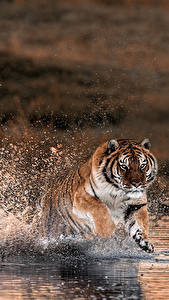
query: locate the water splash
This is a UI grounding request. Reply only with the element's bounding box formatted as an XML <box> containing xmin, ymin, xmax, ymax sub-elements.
<box><xmin>0</xmin><ymin>131</ymin><xmax>168</xmax><ymax>261</ymax></box>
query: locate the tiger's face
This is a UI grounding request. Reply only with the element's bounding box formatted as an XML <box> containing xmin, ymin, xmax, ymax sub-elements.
<box><xmin>92</xmin><ymin>138</ymin><xmax>158</xmax><ymax>199</ymax></box>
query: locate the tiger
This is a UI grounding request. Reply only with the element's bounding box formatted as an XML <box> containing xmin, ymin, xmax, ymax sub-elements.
<box><xmin>40</xmin><ymin>138</ymin><xmax>158</xmax><ymax>253</ymax></box>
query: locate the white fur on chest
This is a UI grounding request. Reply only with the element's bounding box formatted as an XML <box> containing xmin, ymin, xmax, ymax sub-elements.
<box><xmin>85</xmin><ymin>171</ymin><xmax>146</xmax><ymax>226</ymax></box>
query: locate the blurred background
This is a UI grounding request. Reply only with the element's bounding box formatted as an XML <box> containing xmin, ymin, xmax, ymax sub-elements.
<box><xmin>0</xmin><ymin>0</ymin><xmax>169</xmax><ymax>153</ymax></box>
<box><xmin>0</xmin><ymin>0</ymin><xmax>168</xmax><ymax>166</ymax></box>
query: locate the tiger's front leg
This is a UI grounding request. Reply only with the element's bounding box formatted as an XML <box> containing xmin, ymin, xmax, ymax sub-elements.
<box><xmin>73</xmin><ymin>190</ymin><xmax>115</xmax><ymax>238</ymax></box>
<box><xmin>127</xmin><ymin>205</ymin><xmax>154</xmax><ymax>253</ymax></box>
<box><xmin>131</xmin><ymin>227</ymin><xmax>154</xmax><ymax>253</ymax></box>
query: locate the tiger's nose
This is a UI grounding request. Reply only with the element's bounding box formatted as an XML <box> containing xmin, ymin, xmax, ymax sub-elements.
<box><xmin>131</xmin><ymin>181</ymin><xmax>141</xmax><ymax>188</ymax></box>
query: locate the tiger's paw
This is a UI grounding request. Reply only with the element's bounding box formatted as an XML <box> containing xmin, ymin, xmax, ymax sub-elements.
<box><xmin>133</xmin><ymin>229</ymin><xmax>154</xmax><ymax>253</ymax></box>
<box><xmin>138</xmin><ymin>239</ymin><xmax>154</xmax><ymax>253</ymax></box>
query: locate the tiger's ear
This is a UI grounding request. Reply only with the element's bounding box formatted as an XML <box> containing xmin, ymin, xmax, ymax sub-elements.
<box><xmin>107</xmin><ymin>139</ymin><xmax>119</xmax><ymax>154</ymax></box>
<box><xmin>141</xmin><ymin>138</ymin><xmax>151</xmax><ymax>150</ymax></box>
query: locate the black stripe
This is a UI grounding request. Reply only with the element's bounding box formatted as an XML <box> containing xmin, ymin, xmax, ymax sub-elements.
<box><xmin>147</xmin><ymin>156</ymin><xmax>153</xmax><ymax>167</ymax></box>
<box><xmin>129</xmin><ymin>220</ymin><xmax>136</xmax><ymax>232</ymax></box>
<box><xmin>125</xmin><ymin>203</ymin><xmax>147</xmax><ymax>220</ymax></box>
<box><xmin>102</xmin><ymin>158</ymin><xmax>112</xmax><ymax>183</ymax></box>
<box><xmin>57</xmin><ymin>182</ymin><xmax>79</xmax><ymax>234</ymax></box>
<box><xmin>61</xmin><ymin>178</ymin><xmax>87</xmax><ymax>235</ymax></box>
<box><xmin>112</xmin><ymin>164</ymin><xmax>121</xmax><ymax>185</ymax></box>
<box><xmin>77</xmin><ymin>168</ymin><xmax>81</xmax><ymax>179</ymax></box>
<box><xmin>89</xmin><ymin>178</ymin><xmax>99</xmax><ymax>199</ymax></box>
<box><xmin>120</xmin><ymin>150</ymin><xmax>132</xmax><ymax>157</ymax></box>
<box><xmin>102</xmin><ymin>157</ymin><xmax>120</xmax><ymax>188</ymax></box>
<box><xmin>46</xmin><ymin>190</ymin><xmax>53</xmax><ymax>237</ymax></box>
<box><xmin>110</xmin><ymin>158</ymin><xmax>117</xmax><ymax>179</ymax></box>
<box><xmin>84</xmin><ymin>224</ymin><xmax>93</xmax><ymax>234</ymax></box>
<box><xmin>148</xmin><ymin>153</ymin><xmax>156</xmax><ymax>164</ymax></box>
<box><xmin>116</xmin><ymin>162</ymin><xmax>121</xmax><ymax>177</ymax></box>
<box><xmin>61</xmin><ymin>182</ymin><xmax>85</xmax><ymax>234</ymax></box>
<box><xmin>69</xmin><ymin>172</ymin><xmax>77</xmax><ymax>204</ymax></box>
<box><xmin>147</xmin><ymin>176</ymin><xmax>155</xmax><ymax>183</ymax></box>
<box><xmin>65</xmin><ymin>206</ymin><xmax>85</xmax><ymax>235</ymax></box>
<box><xmin>102</xmin><ymin>170</ymin><xmax>119</xmax><ymax>188</ymax></box>
<box><xmin>57</xmin><ymin>194</ymin><xmax>75</xmax><ymax>234</ymax></box>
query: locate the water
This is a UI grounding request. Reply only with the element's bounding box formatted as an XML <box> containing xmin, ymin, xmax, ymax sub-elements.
<box><xmin>1</xmin><ymin>259</ymin><xmax>169</xmax><ymax>300</ymax></box>
<box><xmin>0</xmin><ymin>259</ymin><xmax>141</xmax><ymax>299</ymax></box>
<box><xmin>0</xmin><ymin>215</ymin><xmax>169</xmax><ymax>299</ymax></box>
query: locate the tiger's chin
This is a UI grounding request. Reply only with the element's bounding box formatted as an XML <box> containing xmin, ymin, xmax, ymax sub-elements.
<box><xmin>126</xmin><ymin>190</ymin><xmax>144</xmax><ymax>199</ymax></box>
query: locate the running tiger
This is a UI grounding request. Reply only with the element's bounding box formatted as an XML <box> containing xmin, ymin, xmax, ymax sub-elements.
<box><xmin>41</xmin><ymin>138</ymin><xmax>158</xmax><ymax>252</ymax></box>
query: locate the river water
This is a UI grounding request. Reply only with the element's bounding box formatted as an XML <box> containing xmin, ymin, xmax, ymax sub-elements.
<box><xmin>0</xmin><ymin>214</ymin><xmax>169</xmax><ymax>299</ymax></box>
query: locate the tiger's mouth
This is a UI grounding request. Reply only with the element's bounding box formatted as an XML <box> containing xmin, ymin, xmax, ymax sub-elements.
<box><xmin>129</xmin><ymin>186</ymin><xmax>144</xmax><ymax>192</ymax></box>
<box><xmin>121</xmin><ymin>185</ymin><xmax>144</xmax><ymax>193</ymax></box>
<box><xmin>120</xmin><ymin>185</ymin><xmax>144</xmax><ymax>198</ymax></box>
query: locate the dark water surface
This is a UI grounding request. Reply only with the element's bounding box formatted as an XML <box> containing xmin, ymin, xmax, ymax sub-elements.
<box><xmin>0</xmin><ymin>259</ymin><xmax>142</xmax><ymax>300</ymax></box>
<box><xmin>0</xmin><ymin>217</ymin><xmax>169</xmax><ymax>300</ymax></box>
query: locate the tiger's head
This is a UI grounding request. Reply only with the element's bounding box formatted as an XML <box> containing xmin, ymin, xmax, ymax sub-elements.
<box><xmin>90</xmin><ymin>138</ymin><xmax>158</xmax><ymax>200</ymax></box>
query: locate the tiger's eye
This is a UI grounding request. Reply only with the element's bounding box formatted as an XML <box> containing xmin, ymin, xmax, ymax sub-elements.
<box><xmin>140</xmin><ymin>163</ymin><xmax>146</xmax><ymax>170</ymax></box>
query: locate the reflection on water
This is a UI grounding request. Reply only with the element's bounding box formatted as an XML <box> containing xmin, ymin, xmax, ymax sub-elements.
<box><xmin>150</xmin><ymin>216</ymin><xmax>169</xmax><ymax>252</ymax></box>
<box><xmin>136</xmin><ymin>217</ymin><xmax>169</xmax><ymax>300</ymax></box>
<box><xmin>0</xmin><ymin>217</ymin><xmax>169</xmax><ymax>299</ymax></box>
<box><xmin>0</xmin><ymin>259</ymin><xmax>141</xmax><ymax>300</ymax></box>
<box><xmin>138</xmin><ymin>217</ymin><xmax>169</xmax><ymax>300</ymax></box>
<box><xmin>139</xmin><ymin>262</ymin><xmax>169</xmax><ymax>300</ymax></box>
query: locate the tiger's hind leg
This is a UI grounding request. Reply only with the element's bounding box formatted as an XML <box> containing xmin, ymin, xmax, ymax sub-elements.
<box><xmin>128</xmin><ymin>205</ymin><xmax>154</xmax><ymax>253</ymax></box>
